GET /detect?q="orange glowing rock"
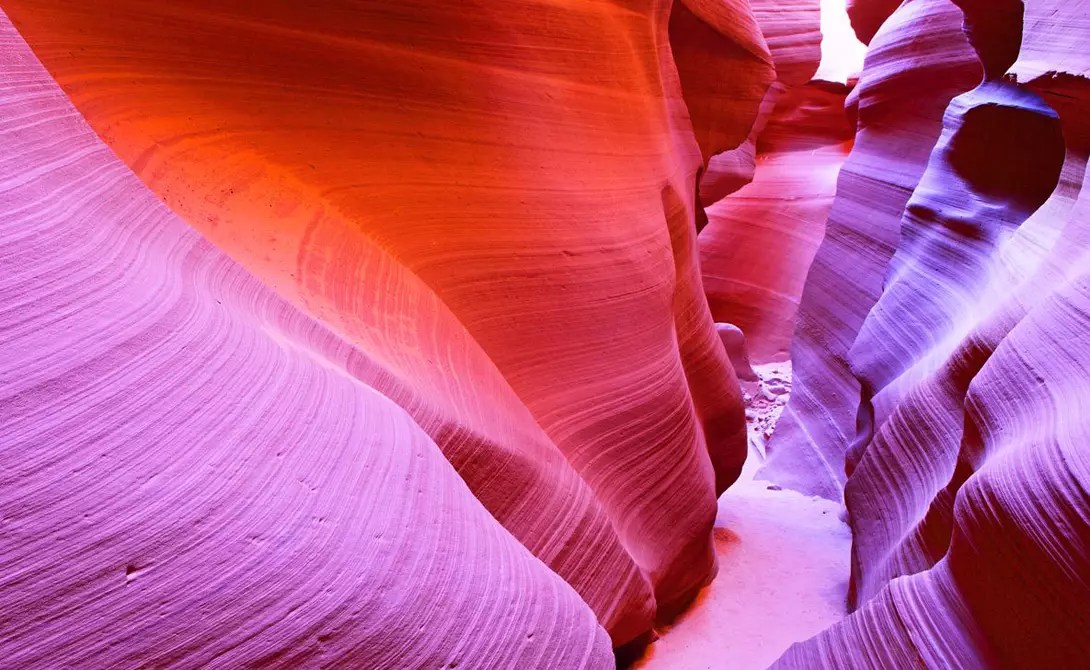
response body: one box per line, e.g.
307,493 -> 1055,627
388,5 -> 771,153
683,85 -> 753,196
0,0 -> 773,662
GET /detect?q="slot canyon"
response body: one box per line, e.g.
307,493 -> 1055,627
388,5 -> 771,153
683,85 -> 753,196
0,0 -> 1087,667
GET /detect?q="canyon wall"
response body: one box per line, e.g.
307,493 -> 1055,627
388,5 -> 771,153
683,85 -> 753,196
5,0 -> 1090,666
697,0 -> 822,209
700,81 -> 854,363
772,0 -> 1090,666
697,0 -> 858,365
0,0 -> 774,665
760,0 -> 982,497
0,19 -> 615,668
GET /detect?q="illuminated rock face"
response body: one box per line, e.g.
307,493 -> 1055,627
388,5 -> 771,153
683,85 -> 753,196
700,81 -> 854,363
0,17 -> 614,669
4,0 -> 1090,667
770,0 -> 1090,666
697,0 -> 854,366
760,0 -> 982,498
0,0 -> 774,664
845,0 -> 903,45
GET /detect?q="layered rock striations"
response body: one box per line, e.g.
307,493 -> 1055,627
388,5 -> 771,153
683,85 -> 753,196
700,81 -> 854,363
672,0 -> 777,163
697,0 -> 857,366
0,0 -> 776,663
5,0 -> 1090,666
773,0 -> 1090,666
760,0 -> 982,497
697,0 -> 822,208
0,17 -> 615,668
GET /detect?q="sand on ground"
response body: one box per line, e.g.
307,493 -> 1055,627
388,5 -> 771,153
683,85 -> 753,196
634,362 -> 851,670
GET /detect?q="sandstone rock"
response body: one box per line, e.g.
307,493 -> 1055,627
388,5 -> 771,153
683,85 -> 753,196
6,0 -> 1090,666
772,0 -> 1090,666
716,322 -> 760,382
0,16 -> 614,667
701,81 -> 855,363
0,0 -> 773,655
698,0 -> 821,207
759,0 -> 982,499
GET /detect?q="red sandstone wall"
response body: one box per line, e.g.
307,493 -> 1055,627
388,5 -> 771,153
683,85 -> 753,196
696,0 -> 856,363
5,0 -> 1090,666
700,81 -> 854,362
0,17 -> 615,668
0,0 -> 773,664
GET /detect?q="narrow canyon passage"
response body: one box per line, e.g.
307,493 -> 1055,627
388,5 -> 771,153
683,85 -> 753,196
637,4 -> 863,665
635,362 -> 854,669
1,0 -> 1089,669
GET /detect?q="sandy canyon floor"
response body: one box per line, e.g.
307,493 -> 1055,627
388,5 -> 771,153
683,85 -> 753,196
635,362 -> 851,669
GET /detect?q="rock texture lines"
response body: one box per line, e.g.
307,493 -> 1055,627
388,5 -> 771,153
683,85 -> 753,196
0,0 -> 775,665
769,0 -> 1090,666
760,0 -> 982,498
3,0 -> 1090,667
701,81 -> 854,363
0,17 -> 614,668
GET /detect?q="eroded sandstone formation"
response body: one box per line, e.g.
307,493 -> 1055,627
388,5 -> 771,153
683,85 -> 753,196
696,0 -> 859,366
3,0 -> 1090,667
760,0 -> 982,497
697,0 -> 822,207
701,81 -> 854,362
770,0 -> 1090,666
0,0 -> 778,665
0,18 -> 615,668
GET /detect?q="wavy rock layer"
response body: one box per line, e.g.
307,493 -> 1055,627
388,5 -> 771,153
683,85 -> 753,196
701,81 -> 854,362
752,0 -> 822,88
0,17 -> 614,668
672,0 -> 776,163
696,0 -> 843,366
8,0 -> 1090,665
0,0 -> 775,660
697,0 -> 820,207
759,0 -> 982,497
773,0 -> 1090,666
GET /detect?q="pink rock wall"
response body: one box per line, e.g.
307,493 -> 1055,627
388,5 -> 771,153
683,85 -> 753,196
773,0 -> 1090,665
0,17 -> 614,668
759,0 -> 982,497
697,0 -> 821,208
5,0 -> 1090,665
845,0 -> 902,45
672,0 -> 777,163
697,0 -> 851,365
700,81 -> 854,363
0,0 -> 774,662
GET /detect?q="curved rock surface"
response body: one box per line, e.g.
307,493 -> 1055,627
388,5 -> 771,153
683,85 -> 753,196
697,0 -> 868,366
698,0 -> 820,207
759,0 -> 982,497
0,0 -> 777,659
846,80 -> 1065,475
0,16 -> 614,668
716,323 -> 759,383
701,81 -> 854,363
751,0 -> 822,88
6,0 -> 1090,666
672,0 -> 777,163
772,0 -> 1090,666
845,0 -> 902,45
